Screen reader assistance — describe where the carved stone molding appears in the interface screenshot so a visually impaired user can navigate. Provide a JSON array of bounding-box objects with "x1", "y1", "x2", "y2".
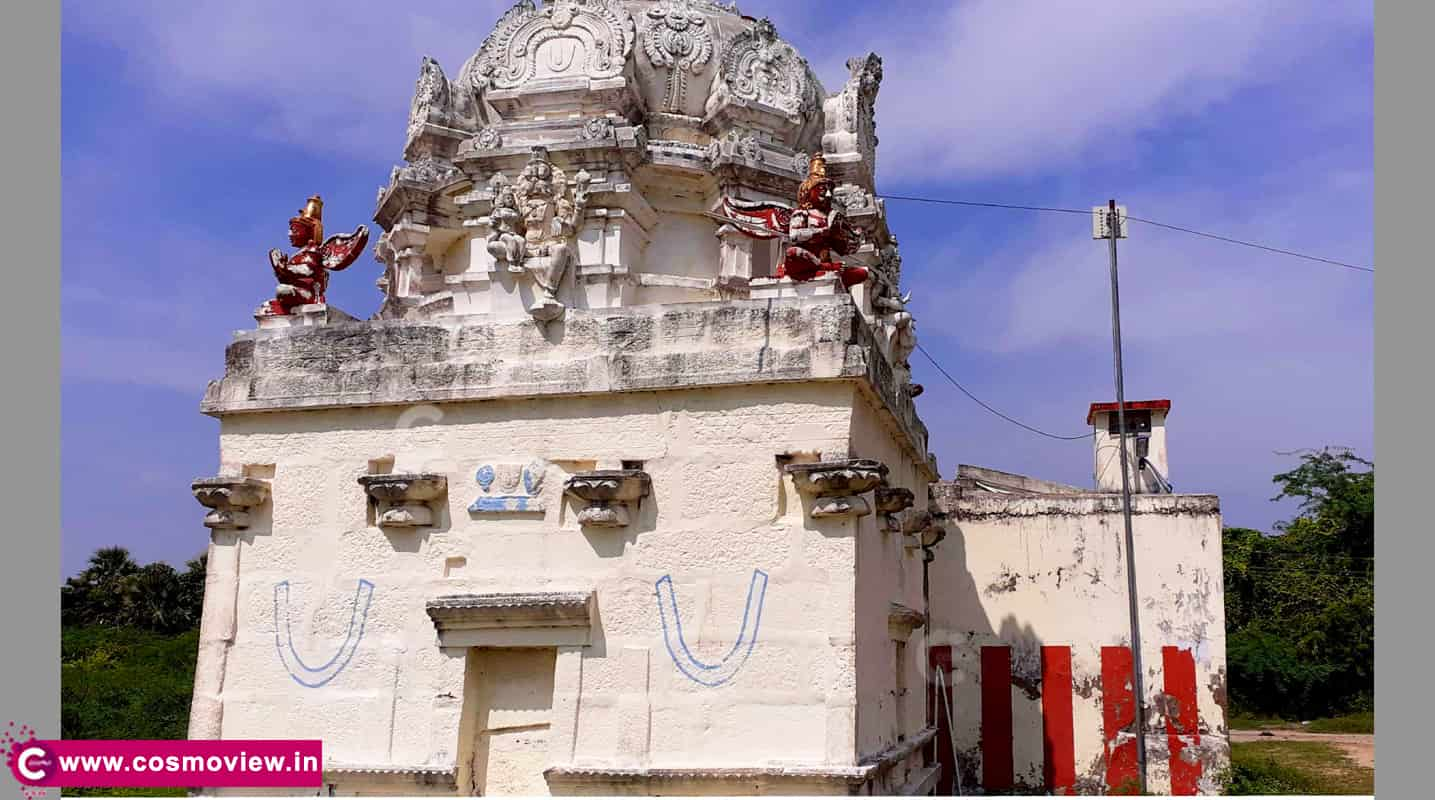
[
  {"x1": 714, "y1": 18, "x2": 810, "y2": 116},
  {"x1": 191, "y1": 477, "x2": 270, "y2": 530},
  {"x1": 564, "y1": 469, "x2": 652, "y2": 528},
  {"x1": 404, "y1": 56, "x2": 481, "y2": 160},
  {"x1": 642, "y1": 0, "x2": 716, "y2": 112},
  {"x1": 581, "y1": 116, "x2": 616, "y2": 141},
  {"x1": 887, "y1": 602, "x2": 926, "y2": 641},
  {"x1": 427, "y1": 590, "x2": 595, "y2": 647},
  {"x1": 821, "y1": 52, "x2": 883, "y2": 190},
  {"x1": 358, "y1": 473, "x2": 448, "y2": 528},
  {"x1": 784, "y1": 459, "x2": 888, "y2": 519}
]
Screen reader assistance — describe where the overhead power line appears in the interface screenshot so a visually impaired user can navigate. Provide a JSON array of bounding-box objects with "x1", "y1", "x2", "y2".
[
  {"x1": 877, "y1": 194, "x2": 1374, "y2": 274},
  {"x1": 915, "y1": 344, "x2": 1093, "y2": 441}
]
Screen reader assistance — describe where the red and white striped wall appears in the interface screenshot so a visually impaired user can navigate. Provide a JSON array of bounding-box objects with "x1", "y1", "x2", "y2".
[{"x1": 928, "y1": 644, "x2": 1214, "y2": 796}]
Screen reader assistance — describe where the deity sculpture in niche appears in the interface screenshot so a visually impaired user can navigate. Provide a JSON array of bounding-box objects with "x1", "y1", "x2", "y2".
[
  {"x1": 485, "y1": 175, "x2": 528, "y2": 271},
  {"x1": 486, "y1": 147, "x2": 592, "y2": 322},
  {"x1": 264, "y1": 195, "x2": 369, "y2": 315}
]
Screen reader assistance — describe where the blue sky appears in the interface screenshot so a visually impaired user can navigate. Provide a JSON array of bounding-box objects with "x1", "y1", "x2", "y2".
[{"x1": 60, "y1": 0, "x2": 1373, "y2": 577}]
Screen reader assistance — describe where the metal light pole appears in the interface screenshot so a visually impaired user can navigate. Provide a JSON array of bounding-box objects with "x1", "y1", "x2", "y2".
[{"x1": 1096, "y1": 199, "x2": 1147, "y2": 793}]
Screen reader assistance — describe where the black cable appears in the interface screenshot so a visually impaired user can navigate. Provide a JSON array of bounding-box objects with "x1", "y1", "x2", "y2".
[
  {"x1": 876, "y1": 194, "x2": 1374, "y2": 274},
  {"x1": 1124, "y1": 215, "x2": 1374, "y2": 273},
  {"x1": 876, "y1": 194, "x2": 1090, "y2": 216},
  {"x1": 915, "y1": 344, "x2": 1093, "y2": 441}
]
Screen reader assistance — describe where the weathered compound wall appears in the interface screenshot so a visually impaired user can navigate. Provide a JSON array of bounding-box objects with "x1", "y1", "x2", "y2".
[{"x1": 927, "y1": 491, "x2": 1228, "y2": 795}]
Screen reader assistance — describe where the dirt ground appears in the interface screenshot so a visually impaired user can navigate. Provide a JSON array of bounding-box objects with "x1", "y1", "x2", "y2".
[{"x1": 1231, "y1": 729, "x2": 1375, "y2": 769}]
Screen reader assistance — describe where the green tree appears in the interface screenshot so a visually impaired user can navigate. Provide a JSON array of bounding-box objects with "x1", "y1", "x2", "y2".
[
  {"x1": 1223, "y1": 448, "x2": 1374, "y2": 718},
  {"x1": 62, "y1": 547, "x2": 208, "y2": 635}
]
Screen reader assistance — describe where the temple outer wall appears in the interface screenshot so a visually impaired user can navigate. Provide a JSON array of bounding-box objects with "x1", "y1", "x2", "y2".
[
  {"x1": 927, "y1": 490, "x2": 1229, "y2": 795},
  {"x1": 197, "y1": 377, "x2": 929, "y2": 795}
]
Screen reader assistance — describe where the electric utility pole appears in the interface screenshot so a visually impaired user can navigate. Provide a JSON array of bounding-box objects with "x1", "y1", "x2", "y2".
[{"x1": 1095, "y1": 198, "x2": 1147, "y2": 793}]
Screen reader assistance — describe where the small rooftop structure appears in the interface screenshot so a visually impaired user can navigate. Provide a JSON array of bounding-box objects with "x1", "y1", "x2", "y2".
[{"x1": 1088, "y1": 398, "x2": 1172, "y2": 494}]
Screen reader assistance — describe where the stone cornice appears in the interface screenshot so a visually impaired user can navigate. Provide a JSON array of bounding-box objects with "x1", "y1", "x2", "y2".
[
  {"x1": 200, "y1": 295, "x2": 935, "y2": 480},
  {"x1": 427, "y1": 591, "x2": 594, "y2": 631}
]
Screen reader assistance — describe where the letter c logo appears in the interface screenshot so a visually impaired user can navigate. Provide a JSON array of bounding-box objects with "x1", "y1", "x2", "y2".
[{"x1": 17, "y1": 745, "x2": 53, "y2": 781}]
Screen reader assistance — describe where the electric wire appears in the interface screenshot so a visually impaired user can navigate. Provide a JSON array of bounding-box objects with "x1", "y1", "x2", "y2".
[
  {"x1": 915, "y1": 343, "x2": 1093, "y2": 441},
  {"x1": 876, "y1": 194, "x2": 1374, "y2": 273}
]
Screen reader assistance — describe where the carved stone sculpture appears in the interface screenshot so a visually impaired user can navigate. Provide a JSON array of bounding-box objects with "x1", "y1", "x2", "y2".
[
  {"x1": 486, "y1": 147, "x2": 592, "y2": 322},
  {"x1": 643, "y1": 0, "x2": 715, "y2": 111},
  {"x1": 263, "y1": 195, "x2": 369, "y2": 316},
  {"x1": 485, "y1": 174, "x2": 528, "y2": 272}
]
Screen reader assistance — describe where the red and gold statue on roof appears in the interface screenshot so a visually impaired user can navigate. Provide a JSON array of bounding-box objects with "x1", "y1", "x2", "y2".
[
  {"x1": 782, "y1": 154, "x2": 866, "y2": 287},
  {"x1": 264, "y1": 195, "x2": 370, "y2": 315},
  {"x1": 712, "y1": 153, "x2": 868, "y2": 288}
]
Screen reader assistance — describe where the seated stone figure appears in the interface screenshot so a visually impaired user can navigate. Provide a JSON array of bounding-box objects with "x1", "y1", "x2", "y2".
[
  {"x1": 265, "y1": 195, "x2": 369, "y2": 315},
  {"x1": 710, "y1": 155, "x2": 868, "y2": 289},
  {"x1": 780, "y1": 154, "x2": 867, "y2": 288}
]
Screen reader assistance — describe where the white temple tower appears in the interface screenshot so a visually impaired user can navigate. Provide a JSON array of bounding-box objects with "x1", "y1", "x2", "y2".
[{"x1": 189, "y1": 2, "x2": 941, "y2": 794}]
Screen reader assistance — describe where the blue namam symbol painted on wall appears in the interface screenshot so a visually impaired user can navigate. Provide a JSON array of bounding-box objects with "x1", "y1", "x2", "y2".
[
  {"x1": 273, "y1": 579, "x2": 374, "y2": 688},
  {"x1": 655, "y1": 569, "x2": 769, "y2": 687}
]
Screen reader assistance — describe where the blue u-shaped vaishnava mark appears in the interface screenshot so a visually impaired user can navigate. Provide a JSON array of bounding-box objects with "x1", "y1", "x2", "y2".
[
  {"x1": 273, "y1": 579, "x2": 374, "y2": 688},
  {"x1": 655, "y1": 570, "x2": 768, "y2": 687}
]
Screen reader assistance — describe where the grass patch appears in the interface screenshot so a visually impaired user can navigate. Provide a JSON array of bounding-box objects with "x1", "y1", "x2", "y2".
[
  {"x1": 1228, "y1": 712, "x2": 1298, "y2": 731},
  {"x1": 1229, "y1": 709, "x2": 1374, "y2": 733},
  {"x1": 62, "y1": 625, "x2": 198, "y2": 797},
  {"x1": 1230, "y1": 741, "x2": 1373, "y2": 795},
  {"x1": 1305, "y1": 710, "x2": 1374, "y2": 734}
]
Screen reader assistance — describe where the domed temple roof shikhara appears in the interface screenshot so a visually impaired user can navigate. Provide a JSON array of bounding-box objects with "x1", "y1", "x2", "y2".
[{"x1": 372, "y1": 0, "x2": 910, "y2": 393}]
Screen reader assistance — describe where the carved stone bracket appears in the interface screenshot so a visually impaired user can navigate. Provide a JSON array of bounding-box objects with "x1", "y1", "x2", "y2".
[
  {"x1": 358, "y1": 473, "x2": 448, "y2": 528},
  {"x1": 564, "y1": 469, "x2": 652, "y2": 528},
  {"x1": 874, "y1": 486, "x2": 914, "y2": 532},
  {"x1": 784, "y1": 459, "x2": 888, "y2": 519},
  {"x1": 898, "y1": 508, "x2": 946, "y2": 552},
  {"x1": 191, "y1": 477, "x2": 270, "y2": 530},
  {"x1": 887, "y1": 602, "x2": 926, "y2": 641}
]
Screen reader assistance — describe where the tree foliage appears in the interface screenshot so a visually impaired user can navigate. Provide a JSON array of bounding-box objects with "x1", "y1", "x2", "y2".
[
  {"x1": 62, "y1": 547, "x2": 207, "y2": 634},
  {"x1": 1223, "y1": 448, "x2": 1374, "y2": 718}
]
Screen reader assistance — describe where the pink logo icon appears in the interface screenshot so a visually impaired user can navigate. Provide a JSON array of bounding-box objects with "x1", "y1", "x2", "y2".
[{"x1": 3, "y1": 722, "x2": 49, "y2": 799}]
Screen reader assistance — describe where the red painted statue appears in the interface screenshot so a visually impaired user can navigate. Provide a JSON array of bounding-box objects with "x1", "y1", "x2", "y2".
[
  {"x1": 265, "y1": 195, "x2": 370, "y2": 315},
  {"x1": 712, "y1": 154, "x2": 867, "y2": 288},
  {"x1": 782, "y1": 154, "x2": 866, "y2": 287}
]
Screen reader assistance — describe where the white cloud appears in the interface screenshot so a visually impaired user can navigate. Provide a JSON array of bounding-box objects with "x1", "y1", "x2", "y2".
[
  {"x1": 826, "y1": 0, "x2": 1372, "y2": 181},
  {"x1": 65, "y1": 0, "x2": 1370, "y2": 178},
  {"x1": 66, "y1": 0, "x2": 513, "y2": 158}
]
